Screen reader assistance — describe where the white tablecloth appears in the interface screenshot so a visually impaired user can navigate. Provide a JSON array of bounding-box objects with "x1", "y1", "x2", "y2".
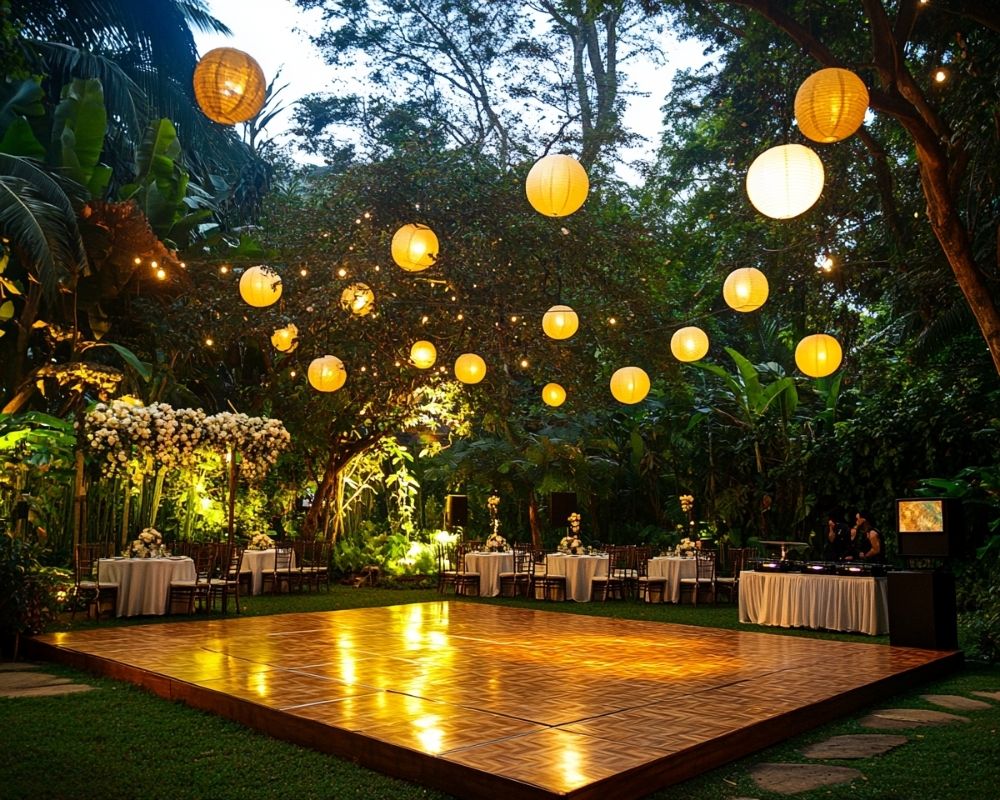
[
  {"x1": 739, "y1": 570, "x2": 889, "y2": 635},
  {"x1": 241, "y1": 549, "x2": 296, "y2": 595},
  {"x1": 464, "y1": 552, "x2": 514, "y2": 597},
  {"x1": 647, "y1": 557, "x2": 698, "y2": 603},
  {"x1": 545, "y1": 554, "x2": 608, "y2": 602},
  {"x1": 99, "y1": 557, "x2": 196, "y2": 617}
]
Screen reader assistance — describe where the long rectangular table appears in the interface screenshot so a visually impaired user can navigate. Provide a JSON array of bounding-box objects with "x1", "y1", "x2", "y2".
[{"x1": 739, "y1": 570, "x2": 889, "y2": 635}]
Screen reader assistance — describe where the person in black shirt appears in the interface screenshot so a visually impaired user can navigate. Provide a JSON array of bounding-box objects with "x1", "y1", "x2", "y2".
[
  {"x1": 855, "y1": 510, "x2": 884, "y2": 562},
  {"x1": 820, "y1": 511, "x2": 847, "y2": 561}
]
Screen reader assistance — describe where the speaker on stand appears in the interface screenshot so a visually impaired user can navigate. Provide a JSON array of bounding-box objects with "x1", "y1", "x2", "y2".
[
  {"x1": 549, "y1": 492, "x2": 577, "y2": 527},
  {"x1": 444, "y1": 494, "x2": 468, "y2": 531}
]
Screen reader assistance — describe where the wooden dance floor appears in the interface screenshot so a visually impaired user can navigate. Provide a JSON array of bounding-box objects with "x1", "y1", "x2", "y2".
[{"x1": 32, "y1": 603, "x2": 959, "y2": 799}]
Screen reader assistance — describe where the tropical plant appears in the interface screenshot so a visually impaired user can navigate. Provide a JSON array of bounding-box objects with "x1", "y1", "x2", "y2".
[{"x1": 0, "y1": 531, "x2": 71, "y2": 659}]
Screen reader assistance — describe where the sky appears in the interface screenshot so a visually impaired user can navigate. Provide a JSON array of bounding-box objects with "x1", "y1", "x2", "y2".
[{"x1": 195, "y1": 0, "x2": 708, "y2": 181}]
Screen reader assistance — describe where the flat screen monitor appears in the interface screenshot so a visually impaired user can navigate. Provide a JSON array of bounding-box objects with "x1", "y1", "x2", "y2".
[{"x1": 896, "y1": 497, "x2": 959, "y2": 558}]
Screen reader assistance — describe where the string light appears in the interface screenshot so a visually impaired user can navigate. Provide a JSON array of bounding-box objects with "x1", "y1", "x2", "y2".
[
  {"x1": 133, "y1": 257, "x2": 142, "y2": 265},
  {"x1": 817, "y1": 254, "x2": 835, "y2": 272},
  {"x1": 933, "y1": 68, "x2": 948, "y2": 83},
  {"x1": 205, "y1": 338, "x2": 214, "y2": 347},
  {"x1": 155, "y1": 268, "x2": 167, "y2": 280},
  {"x1": 219, "y1": 265, "x2": 229, "y2": 275},
  {"x1": 299, "y1": 268, "x2": 308, "y2": 277},
  {"x1": 337, "y1": 268, "x2": 347, "y2": 277},
  {"x1": 519, "y1": 358, "x2": 529, "y2": 368}
]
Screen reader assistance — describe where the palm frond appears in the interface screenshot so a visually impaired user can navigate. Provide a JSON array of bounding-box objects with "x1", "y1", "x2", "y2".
[
  {"x1": 912, "y1": 300, "x2": 978, "y2": 361},
  {"x1": 0, "y1": 155, "x2": 89, "y2": 298}
]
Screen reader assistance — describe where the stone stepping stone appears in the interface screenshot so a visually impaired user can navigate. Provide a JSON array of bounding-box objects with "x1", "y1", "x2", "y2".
[
  {"x1": 858, "y1": 708, "x2": 969, "y2": 729},
  {"x1": 0, "y1": 670, "x2": 93, "y2": 698},
  {"x1": 801, "y1": 734, "x2": 908, "y2": 759},
  {"x1": 0, "y1": 662, "x2": 40, "y2": 671},
  {"x1": 921, "y1": 694, "x2": 992, "y2": 711},
  {"x1": 751, "y1": 763, "x2": 863, "y2": 795},
  {"x1": 972, "y1": 691, "x2": 1000, "y2": 702}
]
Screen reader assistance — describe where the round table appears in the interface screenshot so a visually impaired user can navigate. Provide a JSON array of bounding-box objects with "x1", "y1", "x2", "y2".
[
  {"x1": 241, "y1": 549, "x2": 296, "y2": 595},
  {"x1": 464, "y1": 552, "x2": 514, "y2": 597},
  {"x1": 545, "y1": 553, "x2": 608, "y2": 602},
  {"x1": 647, "y1": 556, "x2": 698, "y2": 603},
  {"x1": 99, "y1": 557, "x2": 196, "y2": 617}
]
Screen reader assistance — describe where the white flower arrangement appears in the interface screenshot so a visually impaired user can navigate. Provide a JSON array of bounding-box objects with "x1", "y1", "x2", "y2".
[
  {"x1": 558, "y1": 534, "x2": 583, "y2": 554},
  {"x1": 485, "y1": 532, "x2": 507, "y2": 551},
  {"x1": 130, "y1": 527, "x2": 163, "y2": 558},
  {"x1": 248, "y1": 533, "x2": 275, "y2": 551},
  {"x1": 677, "y1": 536, "x2": 698, "y2": 555}
]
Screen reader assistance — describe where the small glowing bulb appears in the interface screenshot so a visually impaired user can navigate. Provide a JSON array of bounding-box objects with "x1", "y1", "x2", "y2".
[
  {"x1": 133, "y1": 257, "x2": 142, "y2": 265},
  {"x1": 934, "y1": 69, "x2": 947, "y2": 83},
  {"x1": 338, "y1": 268, "x2": 347, "y2": 277},
  {"x1": 819, "y1": 255, "x2": 834, "y2": 272},
  {"x1": 510, "y1": 315, "x2": 518, "y2": 323},
  {"x1": 205, "y1": 338, "x2": 214, "y2": 347},
  {"x1": 289, "y1": 370, "x2": 297, "y2": 378},
  {"x1": 608, "y1": 317, "x2": 617, "y2": 325},
  {"x1": 155, "y1": 268, "x2": 166, "y2": 280},
  {"x1": 355, "y1": 218, "x2": 361, "y2": 224},
  {"x1": 151, "y1": 260, "x2": 158, "y2": 269},
  {"x1": 180, "y1": 261, "x2": 186, "y2": 269},
  {"x1": 220, "y1": 265, "x2": 229, "y2": 274},
  {"x1": 364, "y1": 211, "x2": 371, "y2": 219},
  {"x1": 200, "y1": 497, "x2": 211, "y2": 510},
  {"x1": 519, "y1": 359, "x2": 529, "y2": 368},
  {"x1": 421, "y1": 315, "x2": 429, "y2": 324},
  {"x1": 300, "y1": 268, "x2": 308, "y2": 277},
  {"x1": 457, "y1": 313, "x2": 464, "y2": 321}
]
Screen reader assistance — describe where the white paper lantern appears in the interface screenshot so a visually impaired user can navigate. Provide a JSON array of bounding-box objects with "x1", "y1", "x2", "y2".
[{"x1": 746, "y1": 144, "x2": 825, "y2": 219}]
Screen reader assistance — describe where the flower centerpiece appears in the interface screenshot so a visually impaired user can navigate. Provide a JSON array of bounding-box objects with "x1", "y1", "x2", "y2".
[
  {"x1": 559, "y1": 512, "x2": 583, "y2": 554},
  {"x1": 485, "y1": 494, "x2": 507, "y2": 550},
  {"x1": 485, "y1": 531, "x2": 507, "y2": 551},
  {"x1": 248, "y1": 532, "x2": 274, "y2": 551},
  {"x1": 677, "y1": 536, "x2": 698, "y2": 556},
  {"x1": 130, "y1": 527, "x2": 163, "y2": 558}
]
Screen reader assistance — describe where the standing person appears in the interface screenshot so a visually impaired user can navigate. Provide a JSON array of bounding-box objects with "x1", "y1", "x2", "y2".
[
  {"x1": 842, "y1": 515, "x2": 864, "y2": 561},
  {"x1": 820, "y1": 511, "x2": 847, "y2": 561},
  {"x1": 856, "y1": 510, "x2": 884, "y2": 562}
]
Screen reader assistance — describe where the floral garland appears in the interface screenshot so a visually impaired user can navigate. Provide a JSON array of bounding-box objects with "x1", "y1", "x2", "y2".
[
  {"x1": 130, "y1": 527, "x2": 163, "y2": 558},
  {"x1": 247, "y1": 532, "x2": 274, "y2": 551}
]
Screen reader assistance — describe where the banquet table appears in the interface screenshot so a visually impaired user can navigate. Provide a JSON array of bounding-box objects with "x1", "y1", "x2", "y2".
[
  {"x1": 464, "y1": 552, "x2": 514, "y2": 597},
  {"x1": 545, "y1": 553, "x2": 608, "y2": 602},
  {"x1": 739, "y1": 570, "x2": 889, "y2": 635},
  {"x1": 647, "y1": 556, "x2": 699, "y2": 603},
  {"x1": 99, "y1": 557, "x2": 196, "y2": 617},
  {"x1": 241, "y1": 548, "x2": 296, "y2": 595}
]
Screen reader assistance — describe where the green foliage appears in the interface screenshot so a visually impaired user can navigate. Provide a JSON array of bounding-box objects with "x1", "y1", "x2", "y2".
[
  {"x1": 52, "y1": 78, "x2": 112, "y2": 197},
  {"x1": 0, "y1": 532, "x2": 71, "y2": 654}
]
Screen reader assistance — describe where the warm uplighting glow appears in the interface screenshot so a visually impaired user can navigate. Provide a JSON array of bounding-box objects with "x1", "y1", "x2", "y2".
[
  {"x1": 670, "y1": 326, "x2": 709, "y2": 362},
  {"x1": 410, "y1": 340, "x2": 437, "y2": 369},
  {"x1": 610, "y1": 366, "x2": 650, "y2": 404},
  {"x1": 239, "y1": 265, "x2": 282, "y2": 307},
  {"x1": 340, "y1": 282, "x2": 375, "y2": 316},
  {"x1": 525, "y1": 154, "x2": 589, "y2": 217},
  {"x1": 542, "y1": 304, "x2": 579, "y2": 340},
  {"x1": 542, "y1": 382, "x2": 566, "y2": 407},
  {"x1": 200, "y1": 497, "x2": 211, "y2": 510},
  {"x1": 270, "y1": 323, "x2": 298, "y2": 353},
  {"x1": 391, "y1": 223, "x2": 439, "y2": 272},
  {"x1": 794, "y1": 68, "x2": 869, "y2": 143},
  {"x1": 723, "y1": 267, "x2": 769, "y2": 312},
  {"x1": 308, "y1": 355, "x2": 347, "y2": 392},
  {"x1": 454, "y1": 353, "x2": 486, "y2": 384},
  {"x1": 193, "y1": 48, "x2": 266, "y2": 125},
  {"x1": 795, "y1": 333, "x2": 843, "y2": 377},
  {"x1": 746, "y1": 144, "x2": 825, "y2": 219}
]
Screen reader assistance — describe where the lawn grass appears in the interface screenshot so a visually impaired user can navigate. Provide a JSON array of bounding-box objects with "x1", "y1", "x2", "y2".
[{"x1": 3, "y1": 586, "x2": 997, "y2": 800}]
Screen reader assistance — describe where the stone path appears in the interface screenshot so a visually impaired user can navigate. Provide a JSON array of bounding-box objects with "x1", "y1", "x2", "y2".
[
  {"x1": 745, "y1": 686, "x2": 996, "y2": 796},
  {"x1": 0, "y1": 662, "x2": 94, "y2": 698}
]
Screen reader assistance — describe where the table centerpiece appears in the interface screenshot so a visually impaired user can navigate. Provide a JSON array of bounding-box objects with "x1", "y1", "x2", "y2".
[
  {"x1": 248, "y1": 532, "x2": 274, "y2": 551},
  {"x1": 129, "y1": 527, "x2": 163, "y2": 558}
]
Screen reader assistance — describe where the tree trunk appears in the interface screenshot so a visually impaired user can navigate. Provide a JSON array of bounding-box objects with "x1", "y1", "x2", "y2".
[
  {"x1": 528, "y1": 490, "x2": 542, "y2": 550},
  {"x1": 72, "y1": 449, "x2": 85, "y2": 552}
]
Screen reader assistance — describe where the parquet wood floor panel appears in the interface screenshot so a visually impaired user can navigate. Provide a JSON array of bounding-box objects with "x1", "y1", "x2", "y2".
[{"x1": 31, "y1": 601, "x2": 960, "y2": 800}]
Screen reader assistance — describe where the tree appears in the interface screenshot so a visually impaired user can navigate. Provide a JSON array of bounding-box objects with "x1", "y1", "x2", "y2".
[{"x1": 652, "y1": 0, "x2": 1000, "y2": 374}]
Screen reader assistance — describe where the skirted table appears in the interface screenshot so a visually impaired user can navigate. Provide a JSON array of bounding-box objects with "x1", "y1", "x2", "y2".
[
  {"x1": 739, "y1": 570, "x2": 889, "y2": 635},
  {"x1": 99, "y1": 557, "x2": 196, "y2": 617},
  {"x1": 545, "y1": 553, "x2": 608, "y2": 602},
  {"x1": 646, "y1": 556, "x2": 699, "y2": 603},
  {"x1": 464, "y1": 552, "x2": 514, "y2": 597},
  {"x1": 241, "y1": 548, "x2": 296, "y2": 595}
]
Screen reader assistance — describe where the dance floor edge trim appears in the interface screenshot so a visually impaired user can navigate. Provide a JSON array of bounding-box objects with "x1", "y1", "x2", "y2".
[{"x1": 26, "y1": 605, "x2": 962, "y2": 800}]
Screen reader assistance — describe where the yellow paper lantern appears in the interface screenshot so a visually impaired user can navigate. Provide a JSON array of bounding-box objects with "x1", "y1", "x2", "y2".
[
  {"x1": 410, "y1": 340, "x2": 437, "y2": 369},
  {"x1": 609, "y1": 366, "x2": 650, "y2": 405},
  {"x1": 307, "y1": 355, "x2": 347, "y2": 392},
  {"x1": 542, "y1": 382, "x2": 567, "y2": 407},
  {"x1": 454, "y1": 353, "x2": 486, "y2": 384},
  {"x1": 746, "y1": 144, "x2": 825, "y2": 219},
  {"x1": 795, "y1": 334, "x2": 843, "y2": 378},
  {"x1": 239, "y1": 265, "x2": 282, "y2": 307},
  {"x1": 541, "y1": 304, "x2": 579, "y2": 340},
  {"x1": 391, "y1": 224, "x2": 438, "y2": 272},
  {"x1": 193, "y1": 48, "x2": 266, "y2": 125},
  {"x1": 525, "y1": 154, "x2": 589, "y2": 217},
  {"x1": 795, "y1": 68, "x2": 869, "y2": 144},
  {"x1": 670, "y1": 326, "x2": 709, "y2": 362},
  {"x1": 270, "y1": 323, "x2": 298, "y2": 353},
  {"x1": 340, "y1": 282, "x2": 375, "y2": 316},
  {"x1": 723, "y1": 267, "x2": 769, "y2": 312}
]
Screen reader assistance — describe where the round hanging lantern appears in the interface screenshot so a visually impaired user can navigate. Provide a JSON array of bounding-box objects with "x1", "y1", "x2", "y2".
[
  {"x1": 745, "y1": 144, "x2": 825, "y2": 219},
  {"x1": 609, "y1": 366, "x2": 650, "y2": 405},
  {"x1": 391, "y1": 224, "x2": 438, "y2": 272},
  {"x1": 340, "y1": 282, "x2": 375, "y2": 316},
  {"x1": 270, "y1": 323, "x2": 298, "y2": 353},
  {"x1": 410, "y1": 340, "x2": 437, "y2": 369},
  {"x1": 239, "y1": 265, "x2": 282, "y2": 307},
  {"x1": 542, "y1": 304, "x2": 579, "y2": 340},
  {"x1": 795, "y1": 334, "x2": 843, "y2": 378},
  {"x1": 454, "y1": 353, "x2": 486, "y2": 384},
  {"x1": 193, "y1": 48, "x2": 266, "y2": 125},
  {"x1": 542, "y1": 382, "x2": 567, "y2": 407},
  {"x1": 670, "y1": 326, "x2": 709, "y2": 362},
  {"x1": 525, "y1": 154, "x2": 589, "y2": 217},
  {"x1": 722, "y1": 267, "x2": 769, "y2": 312},
  {"x1": 794, "y1": 68, "x2": 869, "y2": 144},
  {"x1": 307, "y1": 355, "x2": 347, "y2": 392}
]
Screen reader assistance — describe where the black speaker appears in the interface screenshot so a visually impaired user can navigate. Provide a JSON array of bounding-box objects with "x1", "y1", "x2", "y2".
[
  {"x1": 549, "y1": 492, "x2": 577, "y2": 527},
  {"x1": 887, "y1": 570, "x2": 958, "y2": 649},
  {"x1": 444, "y1": 494, "x2": 468, "y2": 529}
]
